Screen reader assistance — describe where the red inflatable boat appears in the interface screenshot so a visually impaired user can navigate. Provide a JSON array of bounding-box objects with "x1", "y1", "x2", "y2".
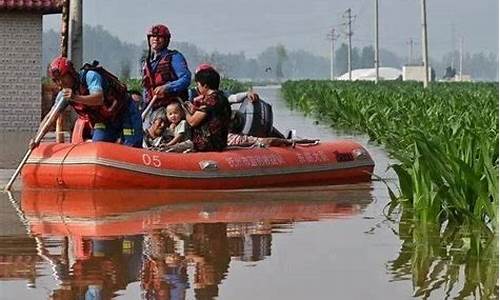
[{"x1": 22, "y1": 140, "x2": 374, "y2": 189}]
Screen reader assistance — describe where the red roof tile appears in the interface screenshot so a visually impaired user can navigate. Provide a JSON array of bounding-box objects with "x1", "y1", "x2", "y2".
[{"x1": 0, "y1": 0, "x2": 63, "y2": 14}]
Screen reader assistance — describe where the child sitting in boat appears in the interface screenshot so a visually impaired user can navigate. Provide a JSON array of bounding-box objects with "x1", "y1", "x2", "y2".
[
  {"x1": 143, "y1": 102, "x2": 194, "y2": 152},
  {"x1": 160, "y1": 102, "x2": 194, "y2": 152}
]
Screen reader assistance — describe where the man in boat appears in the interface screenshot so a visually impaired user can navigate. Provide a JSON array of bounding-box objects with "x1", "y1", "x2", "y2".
[
  {"x1": 142, "y1": 24, "x2": 191, "y2": 128},
  {"x1": 129, "y1": 89, "x2": 145, "y2": 112},
  {"x1": 46, "y1": 57, "x2": 143, "y2": 147}
]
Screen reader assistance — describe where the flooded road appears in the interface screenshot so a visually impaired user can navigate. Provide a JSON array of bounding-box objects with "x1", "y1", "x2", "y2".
[{"x1": 0, "y1": 86, "x2": 496, "y2": 299}]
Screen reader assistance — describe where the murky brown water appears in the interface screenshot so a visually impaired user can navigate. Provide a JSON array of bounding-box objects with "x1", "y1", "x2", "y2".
[
  {"x1": 0, "y1": 86, "x2": 497, "y2": 300},
  {"x1": 0, "y1": 132, "x2": 33, "y2": 169}
]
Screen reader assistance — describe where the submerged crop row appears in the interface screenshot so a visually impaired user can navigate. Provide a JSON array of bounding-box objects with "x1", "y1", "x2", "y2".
[{"x1": 282, "y1": 80, "x2": 498, "y2": 231}]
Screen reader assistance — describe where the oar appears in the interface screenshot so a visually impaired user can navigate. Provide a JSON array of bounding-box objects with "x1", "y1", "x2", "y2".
[
  {"x1": 141, "y1": 95, "x2": 158, "y2": 121},
  {"x1": 4, "y1": 93, "x2": 69, "y2": 191}
]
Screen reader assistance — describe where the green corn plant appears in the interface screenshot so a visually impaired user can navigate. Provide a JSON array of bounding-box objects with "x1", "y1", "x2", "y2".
[{"x1": 282, "y1": 80, "x2": 498, "y2": 230}]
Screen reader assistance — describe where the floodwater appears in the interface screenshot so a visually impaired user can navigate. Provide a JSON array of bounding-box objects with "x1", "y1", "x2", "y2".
[{"x1": 0, "y1": 86, "x2": 497, "y2": 300}]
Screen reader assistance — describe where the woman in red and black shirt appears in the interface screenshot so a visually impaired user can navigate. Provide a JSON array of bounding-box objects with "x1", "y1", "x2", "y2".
[{"x1": 183, "y1": 67, "x2": 231, "y2": 152}]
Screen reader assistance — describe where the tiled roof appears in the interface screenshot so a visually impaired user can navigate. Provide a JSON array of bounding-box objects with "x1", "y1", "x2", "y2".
[{"x1": 0, "y1": 0, "x2": 63, "y2": 14}]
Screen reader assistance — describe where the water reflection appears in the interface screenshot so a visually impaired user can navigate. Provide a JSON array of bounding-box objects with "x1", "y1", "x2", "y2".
[
  {"x1": 0, "y1": 235, "x2": 40, "y2": 287},
  {"x1": 6, "y1": 186, "x2": 372, "y2": 299},
  {"x1": 387, "y1": 209, "x2": 499, "y2": 299}
]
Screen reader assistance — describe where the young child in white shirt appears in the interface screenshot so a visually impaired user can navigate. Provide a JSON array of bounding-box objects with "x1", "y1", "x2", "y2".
[{"x1": 161, "y1": 102, "x2": 193, "y2": 152}]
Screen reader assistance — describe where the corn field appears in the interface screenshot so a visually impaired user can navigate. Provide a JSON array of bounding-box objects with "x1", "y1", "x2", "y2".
[{"x1": 282, "y1": 80, "x2": 498, "y2": 232}]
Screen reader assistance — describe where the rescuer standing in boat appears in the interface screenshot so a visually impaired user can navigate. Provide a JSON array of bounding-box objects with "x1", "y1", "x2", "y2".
[
  {"x1": 142, "y1": 24, "x2": 191, "y2": 127},
  {"x1": 46, "y1": 57, "x2": 143, "y2": 147}
]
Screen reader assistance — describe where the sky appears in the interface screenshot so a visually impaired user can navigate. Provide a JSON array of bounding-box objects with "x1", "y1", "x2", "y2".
[{"x1": 43, "y1": 0, "x2": 498, "y2": 60}]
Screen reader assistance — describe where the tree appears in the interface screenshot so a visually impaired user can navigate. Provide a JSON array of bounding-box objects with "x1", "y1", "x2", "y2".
[
  {"x1": 335, "y1": 43, "x2": 348, "y2": 76},
  {"x1": 45, "y1": 24, "x2": 498, "y2": 82},
  {"x1": 257, "y1": 46, "x2": 278, "y2": 80},
  {"x1": 244, "y1": 58, "x2": 259, "y2": 80},
  {"x1": 284, "y1": 50, "x2": 329, "y2": 79},
  {"x1": 380, "y1": 49, "x2": 403, "y2": 68},
  {"x1": 360, "y1": 46, "x2": 375, "y2": 68},
  {"x1": 276, "y1": 44, "x2": 288, "y2": 82},
  {"x1": 120, "y1": 59, "x2": 131, "y2": 81},
  {"x1": 351, "y1": 47, "x2": 360, "y2": 69}
]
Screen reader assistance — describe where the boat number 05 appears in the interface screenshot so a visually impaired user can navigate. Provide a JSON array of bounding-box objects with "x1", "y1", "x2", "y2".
[{"x1": 142, "y1": 153, "x2": 162, "y2": 168}]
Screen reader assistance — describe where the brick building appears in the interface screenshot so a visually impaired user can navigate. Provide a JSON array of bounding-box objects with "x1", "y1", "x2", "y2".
[{"x1": 0, "y1": 0, "x2": 62, "y2": 132}]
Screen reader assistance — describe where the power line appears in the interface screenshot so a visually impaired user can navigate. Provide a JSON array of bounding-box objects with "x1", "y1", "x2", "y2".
[
  {"x1": 420, "y1": 0, "x2": 429, "y2": 87},
  {"x1": 374, "y1": 0, "x2": 379, "y2": 83},
  {"x1": 459, "y1": 36, "x2": 464, "y2": 80},
  {"x1": 343, "y1": 8, "x2": 355, "y2": 80},
  {"x1": 406, "y1": 38, "x2": 414, "y2": 64},
  {"x1": 327, "y1": 27, "x2": 340, "y2": 80}
]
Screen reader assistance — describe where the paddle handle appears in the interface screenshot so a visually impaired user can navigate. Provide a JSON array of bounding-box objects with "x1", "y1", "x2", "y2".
[
  {"x1": 56, "y1": 115, "x2": 65, "y2": 143},
  {"x1": 4, "y1": 148, "x2": 33, "y2": 191},
  {"x1": 141, "y1": 95, "x2": 157, "y2": 121},
  {"x1": 4, "y1": 93, "x2": 69, "y2": 191},
  {"x1": 33, "y1": 93, "x2": 69, "y2": 144}
]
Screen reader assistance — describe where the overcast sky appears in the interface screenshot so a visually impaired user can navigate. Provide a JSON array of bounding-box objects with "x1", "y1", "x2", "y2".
[{"x1": 43, "y1": 0, "x2": 498, "y2": 59}]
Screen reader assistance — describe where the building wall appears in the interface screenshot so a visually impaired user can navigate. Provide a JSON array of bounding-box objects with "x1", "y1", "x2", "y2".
[
  {"x1": 452, "y1": 74, "x2": 472, "y2": 82},
  {"x1": 0, "y1": 12, "x2": 42, "y2": 132},
  {"x1": 402, "y1": 65, "x2": 433, "y2": 82}
]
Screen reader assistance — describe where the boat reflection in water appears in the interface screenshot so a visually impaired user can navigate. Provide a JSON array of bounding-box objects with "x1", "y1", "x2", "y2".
[{"x1": 16, "y1": 185, "x2": 372, "y2": 299}]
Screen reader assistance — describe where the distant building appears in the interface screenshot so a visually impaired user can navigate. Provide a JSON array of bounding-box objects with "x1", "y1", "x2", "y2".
[
  {"x1": 337, "y1": 67, "x2": 402, "y2": 81},
  {"x1": 0, "y1": 1, "x2": 62, "y2": 132},
  {"x1": 452, "y1": 74, "x2": 473, "y2": 82},
  {"x1": 402, "y1": 65, "x2": 434, "y2": 82}
]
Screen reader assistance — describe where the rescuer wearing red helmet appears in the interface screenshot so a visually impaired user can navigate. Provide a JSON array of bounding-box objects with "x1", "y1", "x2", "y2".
[
  {"x1": 142, "y1": 24, "x2": 191, "y2": 126},
  {"x1": 47, "y1": 56, "x2": 143, "y2": 147}
]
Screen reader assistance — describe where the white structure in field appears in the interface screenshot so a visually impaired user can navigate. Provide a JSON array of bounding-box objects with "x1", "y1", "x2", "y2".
[
  {"x1": 337, "y1": 67, "x2": 402, "y2": 81},
  {"x1": 402, "y1": 65, "x2": 434, "y2": 82}
]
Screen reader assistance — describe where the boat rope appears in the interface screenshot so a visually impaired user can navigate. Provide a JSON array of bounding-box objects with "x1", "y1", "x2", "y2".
[{"x1": 56, "y1": 143, "x2": 80, "y2": 187}]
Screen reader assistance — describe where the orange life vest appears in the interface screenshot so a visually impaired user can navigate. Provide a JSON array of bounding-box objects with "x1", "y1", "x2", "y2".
[
  {"x1": 142, "y1": 50, "x2": 188, "y2": 109},
  {"x1": 72, "y1": 62, "x2": 129, "y2": 124}
]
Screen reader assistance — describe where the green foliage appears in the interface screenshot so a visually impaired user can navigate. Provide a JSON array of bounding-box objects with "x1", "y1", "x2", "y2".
[
  {"x1": 282, "y1": 80, "x2": 499, "y2": 231},
  {"x1": 124, "y1": 78, "x2": 142, "y2": 92},
  {"x1": 123, "y1": 78, "x2": 251, "y2": 95}
]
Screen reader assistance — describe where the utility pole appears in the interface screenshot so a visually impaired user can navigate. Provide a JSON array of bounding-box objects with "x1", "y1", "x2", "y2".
[
  {"x1": 420, "y1": 0, "x2": 429, "y2": 88},
  {"x1": 55, "y1": 0, "x2": 70, "y2": 143},
  {"x1": 459, "y1": 37, "x2": 463, "y2": 81},
  {"x1": 407, "y1": 38, "x2": 414, "y2": 65},
  {"x1": 68, "y1": 0, "x2": 83, "y2": 134},
  {"x1": 69, "y1": 0, "x2": 83, "y2": 69},
  {"x1": 327, "y1": 28, "x2": 339, "y2": 80},
  {"x1": 374, "y1": 0, "x2": 379, "y2": 83},
  {"x1": 344, "y1": 8, "x2": 354, "y2": 81},
  {"x1": 60, "y1": 0, "x2": 69, "y2": 58}
]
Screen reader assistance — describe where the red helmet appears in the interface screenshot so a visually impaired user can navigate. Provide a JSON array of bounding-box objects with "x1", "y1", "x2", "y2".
[
  {"x1": 48, "y1": 56, "x2": 76, "y2": 79},
  {"x1": 195, "y1": 63, "x2": 215, "y2": 74},
  {"x1": 147, "y1": 24, "x2": 171, "y2": 39}
]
